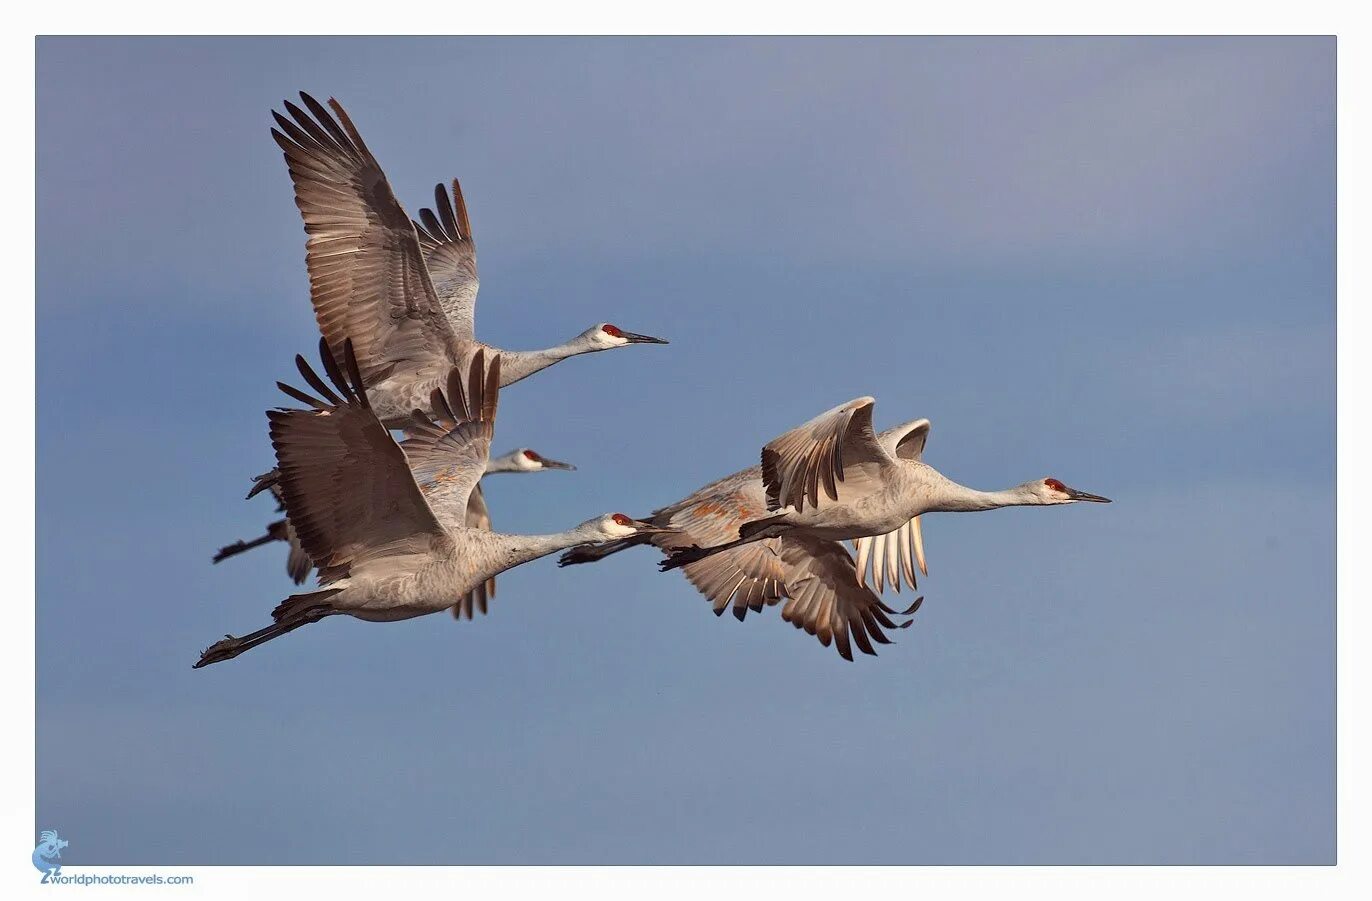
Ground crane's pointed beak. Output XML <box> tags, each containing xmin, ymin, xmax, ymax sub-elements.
<box><xmin>539</xmin><ymin>457</ymin><xmax>577</xmax><ymax>471</ymax></box>
<box><xmin>1067</xmin><ymin>487</ymin><xmax>1112</xmax><ymax>503</ymax></box>
<box><xmin>622</xmin><ymin>331</ymin><xmax>669</xmax><ymax>345</ymax></box>
<box><xmin>630</xmin><ymin>519</ymin><xmax>673</xmax><ymax>534</ymax></box>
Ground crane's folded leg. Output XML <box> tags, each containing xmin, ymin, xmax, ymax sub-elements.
<box><xmin>193</xmin><ymin>589</ymin><xmax>341</xmax><ymax>669</ymax></box>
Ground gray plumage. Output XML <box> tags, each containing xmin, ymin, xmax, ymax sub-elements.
<box><xmin>269</xmin><ymin>92</ymin><xmax>667</xmax><ymax>428</ymax></box>
<box><xmin>661</xmin><ymin>398</ymin><xmax>1111</xmax><ymax>594</ymax></box>
<box><xmin>215</xmin><ymin>447</ymin><xmax>575</xmax><ymax>592</ymax></box>
<box><xmin>195</xmin><ymin>341</ymin><xmax>664</xmax><ymax>669</ymax></box>
<box><xmin>559</xmin><ymin>460</ymin><xmax>922</xmax><ymax>661</ymax></box>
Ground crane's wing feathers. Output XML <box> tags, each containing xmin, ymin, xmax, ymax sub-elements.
<box><xmin>777</xmin><ymin>535</ymin><xmax>919</xmax><ymax>661</ymax></box>
<box><xmin>413</xmin><ymin>180</ymin><xmax>479</xmax><ymax>341</ymax></box>
<box><xmin>283</xmin><ymin>517</ymin><xmax>314</xmax><ymax>585</ymax></box>
<box><xmin>271</xmin><ymin>93</ymin><xmax>458</xmax><ymax>386</ymax></box>
<box><xmin>464</xmin><ymin>482</ymin><xmax>492</xmax><ymax>531</ymax></box>
<box><xmin>399</xmin><ymin>350</ymin><xmax>501</xmax><ymax>529</ymax></box>
<box><xmin>760</xmin><ymin>396</ymin><xmax>892</xmax><ymax>513</ymax></box>
<box><xmin>648</xmin><ymin>479</ymin><xmax>789</xmax><ymax>621</ymax></box>
<box><xmin>451</xmin><ymin>483</ymin><xmax>496</xmax><ymax>620</ymax></box>
<box><xmin>852</xmin><ymin>516</ymin><xmax>926</xmax><ymax>595</ymax></box>
<box><xmin>879</xmin><ymin>418</ymin><xmax>931</xmax><ymax>462</ymax></box>
<box><xmin>270</xmin><ymin>339</ymin><xmax>446</xmax><ymax>584</ymax></box>
<box><xmin>851</xmin><ymin>419</ymin><xmax>935</xmax><ymax>592</ymax></box>
<box><xmin>645</xmin><ymin>467</ymin><xmax>921</xmax><ymax>659</ymax></box>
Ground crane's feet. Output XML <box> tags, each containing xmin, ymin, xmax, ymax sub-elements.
<box><xmin>194</xmin><ymin>634</ymin><xmax>247</xmax><ymax>669</ymax></box>
<box><xmin>659</xmin><ymin>545</ymin><xmax>711</xmax><ymax>572</ymax></box>
<box><xmin>211</xmin><ymin>539</ymin><xmax>257</xmax><ymax>564</ymax></box>
<box><xmin>557</xmin><ymin>546</ymin><xmax>592</xmax><ymax>567</ymax></box>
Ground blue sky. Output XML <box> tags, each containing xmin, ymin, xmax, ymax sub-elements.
<box><xmin>36</xmin><ymin>37</ymin><xmax>1334</xmax><ymax>864</ymax></box>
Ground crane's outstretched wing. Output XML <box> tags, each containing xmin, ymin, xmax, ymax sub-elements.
<box><xmin>283</xmin><ymin>517</ymin><xmax>314</xmax><ymax>585</ymax></box>
<box><xmin>854</xmin><ymin>419</ymin><xmax>934</xmax><ymax>593</ymax></box>
<box><xmin>645</xmin><ymin>471</ymin><xmax>790</xmax><ymax>620</ymax></box>
<box><xmin>413</xmin><ymin>180</ymin><xmax>479</xmax><ymax>340</ymax></box>
<box><xmin>267</xmin><ymin>480</ymin><xmax>317</xmax><ymax>585</ymax></box>
<box><xmin>270</xmin><ymin>93</ymin><xmax>458</xmax><ymax>385</ymax></box>
<box><xmin>452</xmin><ymin>483</ymin><xmax>496</xmax><ymax>619</ymax></box>
<box><xmin>644</xmin><ymin>468</ymin><xmax>921</xmax><ymax>658</ymax></box>
<box><xmin>399</xmin><ymin>349</ymin><xmax>501</xmax><ymax>528</ymax></box>
<box><xmin>852</xmin><ymin>517</ymin><xmax>926</xmax><ymax>594</ymax></box>
<box><xmin>777</xmin><ymin>535</ymin><xmax>921</xmax><ymax>661</ymax></box>
<box><xmin>760</xmin><ymin>396</ymin><xmax>893</xmax><ymax>513</ymax></box>
<box><xmin>270</xmin><ymin>339</ymin><xmax>447</xmax><ymax>584</ymax></box>
<box><xmin>878</xmin><ymin>418</ymin><xmax>931</xmax><ymax>462</ymax></box>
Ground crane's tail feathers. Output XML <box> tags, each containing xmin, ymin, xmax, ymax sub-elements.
<box><xmin>194</xmin><ymin>589</ymin><xmax>342</xmax><ymax>669</ymax></box>
<box><xmin>558</xmin><ymin>534</ymin><xmax>654</xmax><ymax>567</ymax></box>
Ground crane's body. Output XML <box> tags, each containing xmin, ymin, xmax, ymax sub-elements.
<box><xmin>214</xmin><ymin>447</ymin><xmax>573</xmax><ymax>591</ymax></box>
<box><xmin>558</xmin><ymin>428</ymin><xmax>930</xmax><ymax>659</ymax></box>
<box><xmin>314</xmin><ymin>522</ymin><xmax>625</xmax><ymax>624</ymax></box>
<box><xmin>201</xmin><ymin>90</ymin><xmax>1112</xmax><ymax>669</ymax></box>
<box><xmin>269</xmin><ymin>92</ymin><xmax>665</xmax><ymax>431</ymax></box>
<box><xmin>661</xmin><ymin>397</ymin><xmax>1110</xmax><ymax>591</ymax></box>
<box><xmin>195</xmin><ymin>342</ymin><xmax>662</xmax><ymax>668</ymax></box>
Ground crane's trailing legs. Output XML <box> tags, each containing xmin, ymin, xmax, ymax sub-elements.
<box><xmin>194</xmin><ymin>589</ymin><xmax>342</xmax><ymax>668</ymax></box>
<box><xmin>212</xmin><ymin>519</ymin><xmax>288</xmax><ymax>564</ymax></box>
<box><xmin>658</xmin><ymin>515</ymin><xmax>793</xmax><ymax>572</ymax></box>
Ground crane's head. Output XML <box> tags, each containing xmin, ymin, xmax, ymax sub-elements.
<box><xmin>594</xmin><ymin>513</ymin><xmax>673</xmax><ymax>539</ymax></box>
<box><xmin>1030</xmin><ymin>477</ymin><xmax>1112</xmax><ymax>505</ymax></box>
<box><xmin>513</xmin><ymin>448</ymin><xmax>576</xmax><ymax>472</ymax></box>
<box><xmin>584</xmin><ymin>323</ymin><xmax>670</xmax><ymax>349</ymax></box>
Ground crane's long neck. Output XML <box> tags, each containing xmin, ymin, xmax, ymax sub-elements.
<box><xmin>488</xmin><ymin>520</ymin><xmax>612</xmax><ymax>571</ymax></box>
<box><xmin>923</xmin><ymin>472</ymin><xmax>1039</xmax><ymax>513</ymax></box>
<box><xmin>497</xmin><ymin>339</ymin><xmax>592</xmax><ymax>386</ymax></box>
<box><xmin>483</xmin><ymin>451</ymin><xmax>524</xmax><ymax>474</ymax></box>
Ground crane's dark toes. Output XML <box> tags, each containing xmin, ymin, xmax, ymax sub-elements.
<box><xmin>557</xmin><ymin>546</ymin><xmax>592</xmax><ymax>567</ymax></box>
<box><xmin>212</xmin><ymin>543</ymin><xmax>244</xmax><ymax>564</ymax></box>
<box><xmin>194</xmin><ymin>635</ymin><xmax>245</xmax><ymax>669</ymax></box>
<box><xmin>659</xmin><ymin>546</ymin><xmax>707</xmax><ymax>572</ymax></box>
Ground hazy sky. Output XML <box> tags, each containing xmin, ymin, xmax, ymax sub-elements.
<box><xmin>36</xmin><ymin>37</ymin><xmax>1334</xmax><ymax>864</ymax></box>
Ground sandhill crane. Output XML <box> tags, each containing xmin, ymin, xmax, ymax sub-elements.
<box><xmin>194</xmin><ymin>341</ymin><xmax>666</xmax><ymax>668</ymax></box>
<box><xmin>212</xmin><ymin>446</ymin><xmax>575</xmax><ymax>594</ymax></box>
<box><xmin>268</xmin><ymin>92</ymin><xmax>667</xmax><ymax>429</ymax></box>
<box><xmin>660</xmin><ymin>398</ymin><xmax>1110</xmax><ymax>581</ymax></box>
<box><xmin>557</xmin><ymin>421</ymin><xmax>934</xmax><ymax>660</ymax></box>
<box><xmin>449</xmin><ymin>448</ymin><xmax>576</xmax><ymax>619</ymax></box>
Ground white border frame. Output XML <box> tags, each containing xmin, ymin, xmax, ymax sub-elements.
<box><xmin>6</xmin><ymin>6</ymin><xmax>1363</xmax><ymax>898</ymax></box>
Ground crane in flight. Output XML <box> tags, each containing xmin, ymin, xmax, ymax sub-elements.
<box><xmin>659</xmin><ymin>398</ymin><xmax>1109</xmax><ymax>584</ymax></box>
<box><xmin>194</xmin><ymin>341</ymin><xmax>666</xmax><ymax>668</ymax></box>
<box><xmin>557</xmin><ymin>418</ymin><xmax>935</xmax><ymax>659</ymax></box>
<box><xmin>269</xmin><ymin>92</ymin><xmax>667</xmax><ymax>429</ymax></box>
<box><xmin>212</xmin><ymin>446</ymin><xmax>574</xmax><ymax>617</ymax></box>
